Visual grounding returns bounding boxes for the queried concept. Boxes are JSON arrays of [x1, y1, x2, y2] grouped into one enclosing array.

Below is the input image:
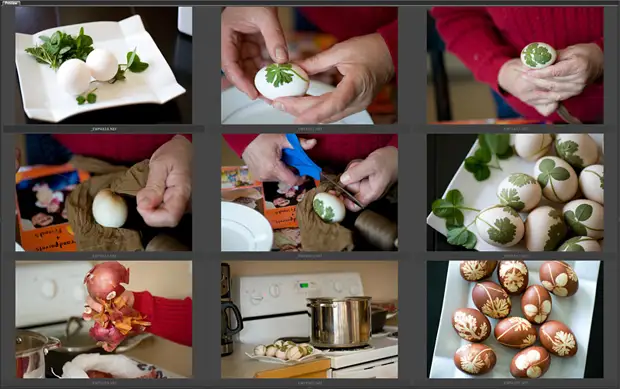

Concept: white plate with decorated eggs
[[427, 134, 604, 252], [221, 78, 374, 125], [429, 260, 600, 379], [221, 201, 273, 252], [15, 15, 185, 123]]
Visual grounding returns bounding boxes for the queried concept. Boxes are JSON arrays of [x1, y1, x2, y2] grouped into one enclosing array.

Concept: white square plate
[[426, 134, 604, 251], [15, 15, 186, 123], [429, 260, 600, 379]]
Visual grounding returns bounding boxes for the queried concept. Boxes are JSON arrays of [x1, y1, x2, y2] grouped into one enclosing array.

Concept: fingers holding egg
[[254, 63, 309, 101]]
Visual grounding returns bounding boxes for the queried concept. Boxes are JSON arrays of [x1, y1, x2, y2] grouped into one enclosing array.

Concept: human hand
[[498, 58, 559, 117], [523, 43, 604, 102], [272, 33, 395, 124], [339, 146, 398, 212], [85, 290, 134, 314], [221, 7, 288, 100], [242, 134, 316, 186], [137, 135, 192, 228]]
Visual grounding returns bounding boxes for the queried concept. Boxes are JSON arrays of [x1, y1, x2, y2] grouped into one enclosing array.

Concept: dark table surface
[[426, 261, 605, 378], [15, 6, 193, 125], [427, 134, 478, 251]]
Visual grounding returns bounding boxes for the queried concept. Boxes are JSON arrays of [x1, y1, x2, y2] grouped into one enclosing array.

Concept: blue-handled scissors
[[281, 134, 365, 210]]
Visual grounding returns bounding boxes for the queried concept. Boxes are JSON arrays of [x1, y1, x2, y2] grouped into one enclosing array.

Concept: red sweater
[[223, 134, 398, 171], [430, 7, 604, 124], [52, 134, 192, 164], [132, 291, 192, 347], [300, 7, 398, 74]]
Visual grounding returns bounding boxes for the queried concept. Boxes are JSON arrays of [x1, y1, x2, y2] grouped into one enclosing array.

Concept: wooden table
[[15, 6, 192, 124]]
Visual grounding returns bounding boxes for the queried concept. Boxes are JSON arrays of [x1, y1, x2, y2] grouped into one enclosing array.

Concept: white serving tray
[[221, 80, 374, 125], [426, 134, 604, 251], [16, 15, 186, 123], [429, 260, 600, 379]]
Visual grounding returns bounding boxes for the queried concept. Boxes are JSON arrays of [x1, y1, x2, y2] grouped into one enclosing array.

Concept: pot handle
[[44, 336, 61, 354]]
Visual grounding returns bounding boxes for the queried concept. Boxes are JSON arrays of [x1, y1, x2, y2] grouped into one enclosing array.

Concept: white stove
[[232, 272, 398, 379]]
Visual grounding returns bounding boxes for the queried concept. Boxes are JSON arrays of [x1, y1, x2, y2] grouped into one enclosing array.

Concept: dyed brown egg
[[539, 320, 578, 357], [497, 260, 529, 295], [510, 346, 551, 379], [472, 281, 511, 319], [494, 317, 537, 349], [460, 261, 498, 282], [539, 261, 579, 297], [452, 308, 491, 343], [521, 285, 553, 324], [453, 343, 497, 376]]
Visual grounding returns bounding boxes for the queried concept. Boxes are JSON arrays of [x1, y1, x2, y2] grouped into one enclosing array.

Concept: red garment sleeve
[[593, 36, 604, 51], [132, 291, 192, 347], [179, 134, 192, 142], [430, 7, 518, 92], [377, 20, 398, 76], [387, 134, 398, 149], [222, 134, 259, 157]]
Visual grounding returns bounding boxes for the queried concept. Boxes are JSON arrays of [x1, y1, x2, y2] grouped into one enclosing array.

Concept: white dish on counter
[[245, 348, 324, 365], [221, 201, 273, 252], [426, 134, 604, 251], [15, 15, 185, 123], [221, 80, 374, 125], [429, 260, 600, 379]]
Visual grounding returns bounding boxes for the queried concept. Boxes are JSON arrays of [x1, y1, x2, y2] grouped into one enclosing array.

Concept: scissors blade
[[321, 173, 365, 210], [557, 103, 582, 124]]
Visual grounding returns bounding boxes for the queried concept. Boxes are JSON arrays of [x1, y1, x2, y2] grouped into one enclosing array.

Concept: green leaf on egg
[[487, 217, 517, 245], [498, 188, 525, 211], [323, 206, 335, 223], [508, 173, 537, 188], [265, 63, 308, 88], [544, 222, 567, 251], [558, 237, 590, 252], [522, 43, 553, 66], [555, 139, 584, 168]]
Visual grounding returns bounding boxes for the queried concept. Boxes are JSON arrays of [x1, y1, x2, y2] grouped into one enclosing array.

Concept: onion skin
[[90, 322, 127, 352], [84, 262, 130, 301]]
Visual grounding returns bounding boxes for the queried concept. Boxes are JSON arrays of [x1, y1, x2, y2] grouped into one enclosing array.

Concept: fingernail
[[273, 102, 285, 112], [340, 173, 350, 184], [275, 47, 287, 61]]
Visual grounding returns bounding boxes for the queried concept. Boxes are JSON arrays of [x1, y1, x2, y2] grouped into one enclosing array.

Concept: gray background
[[2, 3, 619, 389]]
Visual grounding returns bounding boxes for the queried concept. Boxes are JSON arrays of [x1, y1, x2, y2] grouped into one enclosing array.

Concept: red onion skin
[[90, 322, 127, 352], [84, 262, 130, 301]]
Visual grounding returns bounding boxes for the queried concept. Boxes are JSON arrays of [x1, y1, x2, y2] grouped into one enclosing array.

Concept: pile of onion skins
[[82, 262, 151, 352]]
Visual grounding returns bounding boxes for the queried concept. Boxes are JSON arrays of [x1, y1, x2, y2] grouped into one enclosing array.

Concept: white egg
[[555, 134, 599, 169], [475, 205, 525, 248], [86, 48, 119, 81], [533, 156, 578, 203], [286, 346, 303, 361], [558, 236, 601, 252], [265, 345, 277, 357], [273, 340, 284, 348], [520, 42, 557, 69], [514, 134, 553, 161], [92, 189, 128, 228], [253, 345, 266, 356], [312, 192, 345, 223], [254, 63, 309, 100], [579, 164, 604, 204], [275, 347, 288, 360], [562, 199, 604, 239], [524, 206, 566, 251], [496, 173, 541, 212], [56, 59, 92, 96]]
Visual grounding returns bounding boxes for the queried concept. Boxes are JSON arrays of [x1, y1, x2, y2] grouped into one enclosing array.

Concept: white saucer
[[221, 202, 273, 252], [221, 80, 374, 125]]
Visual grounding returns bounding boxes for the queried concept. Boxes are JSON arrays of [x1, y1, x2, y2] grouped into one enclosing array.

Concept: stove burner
[[317, 344, 374, 353]]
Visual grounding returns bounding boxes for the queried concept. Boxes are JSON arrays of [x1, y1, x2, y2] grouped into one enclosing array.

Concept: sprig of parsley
[[431, 189, 479, 249], [464, 134, 514, 182], [265, 63, 308, 88], [109, 48, 150, 84], [76, 88, 97, 105], [24, 27, 94, 70]]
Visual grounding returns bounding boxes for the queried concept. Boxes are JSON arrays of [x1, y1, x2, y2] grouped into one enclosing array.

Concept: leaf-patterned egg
[[312, 192, 346, 223], [459, 261, 497, 282], [497, 173, 542, 212], [497, 260, 529, 295], [451, 308, 491, 342], [524, 206, 567, 252], [521, 285, 552, 324], [514, 133, 553, 161], [558, 236, 602, 252], [539, 261, 579, 297], [539, 320, 578, 357], [510, 346, 551, 379], [475, 205, 525, 248], [472, 281, 511, 319], [555, 134, 599, 170], [534, 156, 578, 203], [579, 164, 604, 205], [494, 317, 537, 349], [453, 343, 496, 376], [562, 199, 604, 239]]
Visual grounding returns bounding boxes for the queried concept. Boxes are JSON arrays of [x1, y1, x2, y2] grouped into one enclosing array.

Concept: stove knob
[[40, 280, 57, 299], [269, 285, 280, 298], [250, 292, 264, 305], [333, 281, 343, 293], [73, 285, 86, 301], [349, 284, 361, 295]]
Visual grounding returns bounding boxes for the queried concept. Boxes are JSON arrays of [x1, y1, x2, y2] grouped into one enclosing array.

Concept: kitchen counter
[[124, 336, 192, 378], [221, 343, 330, 379]]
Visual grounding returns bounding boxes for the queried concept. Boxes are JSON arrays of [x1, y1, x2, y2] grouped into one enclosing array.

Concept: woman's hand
[[242, 134, 316, 186], [85, 291, 134, 313], [221, 7, 288, 100], [137, 135, 192, 228], [339, 146, 398, 212], [272, 33, 395, 124], [524, 43, 604, 101]]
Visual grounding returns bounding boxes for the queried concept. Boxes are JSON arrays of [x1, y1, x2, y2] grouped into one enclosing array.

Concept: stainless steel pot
[[306, 296, 372, 348], [16, 330, 61, 378]]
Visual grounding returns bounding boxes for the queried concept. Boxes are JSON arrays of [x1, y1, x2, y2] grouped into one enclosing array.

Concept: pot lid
[[307, 296, 372, 303], [15, 330, 48, 356]]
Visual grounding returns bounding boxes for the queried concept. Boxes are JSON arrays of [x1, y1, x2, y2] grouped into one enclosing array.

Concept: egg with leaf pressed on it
[[496, 173, 541, 212], [56, 58, 92, 96], [254, 63, 309, 100], [562, 199, 604, 239], [520, 42, 557, 69], [312, 192, 345, 223], [514, 134, 553, 161], [475, 205, 524, 248], [524, 206, 566, 252], [558, 236, 601, 252], [86, 48, 119, 82], [555, 134, 599, 170], [579, 164, 604, 205], [533, 156, 578, 203]]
